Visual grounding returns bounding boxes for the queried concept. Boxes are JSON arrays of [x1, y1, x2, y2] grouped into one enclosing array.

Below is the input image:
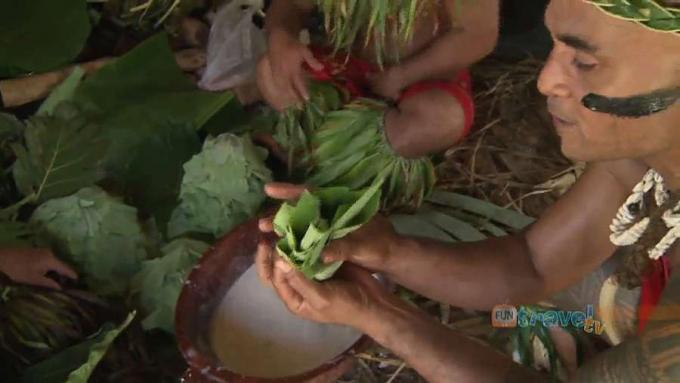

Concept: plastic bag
[[199, 0, 266, 91]]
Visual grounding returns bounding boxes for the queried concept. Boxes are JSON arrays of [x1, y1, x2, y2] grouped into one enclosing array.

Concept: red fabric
[[639, 256, 672, 334], [398, 71, 475, 139], [304, 47, 476, 141]]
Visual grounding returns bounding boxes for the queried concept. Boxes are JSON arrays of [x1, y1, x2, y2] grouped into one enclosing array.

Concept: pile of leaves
[[0, 33, 264, 380]]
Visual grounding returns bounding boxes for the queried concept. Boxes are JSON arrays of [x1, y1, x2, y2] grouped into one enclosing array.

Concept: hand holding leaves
[[270, 177, 384, 280]]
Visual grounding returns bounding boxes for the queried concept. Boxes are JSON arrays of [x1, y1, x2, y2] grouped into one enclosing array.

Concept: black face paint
[[581, 87, 680, 118]]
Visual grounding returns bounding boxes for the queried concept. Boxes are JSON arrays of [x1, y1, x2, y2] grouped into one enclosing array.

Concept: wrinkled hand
[[369, 67, 406, 100], [256, 182, 401, 287], [270, 255, 389, 330], [0, 248, 77, 289], [256, 31, 323, 111]]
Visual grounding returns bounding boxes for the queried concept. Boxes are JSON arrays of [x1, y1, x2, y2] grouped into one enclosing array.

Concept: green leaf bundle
[[131, 238, 209, 333], [274, 81, 346, 172], [273, 179, 383, 280], [307, 99, 436, 211], [168, 133, 272, 238], [30, 187, 148, 296]]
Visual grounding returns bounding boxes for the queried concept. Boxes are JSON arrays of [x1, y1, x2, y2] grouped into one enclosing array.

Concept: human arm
[[323, 162, 645, 310], [266, 257, 546, 383], [371, 0, 500, 99], [571, 265, 680, 382], [257, 0, 323, 110], [0, 248, 77, 289]]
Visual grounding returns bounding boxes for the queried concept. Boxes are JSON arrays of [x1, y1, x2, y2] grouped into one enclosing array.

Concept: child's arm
[[372, 0, 500, 99], [258, 0, 323, 109], [0, 248, 77, 289]]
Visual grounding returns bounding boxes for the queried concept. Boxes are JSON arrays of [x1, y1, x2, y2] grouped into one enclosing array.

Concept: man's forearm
[[384, 235, 548, 311], [265, 0, 314, 38], [361, 296, 546, 383]]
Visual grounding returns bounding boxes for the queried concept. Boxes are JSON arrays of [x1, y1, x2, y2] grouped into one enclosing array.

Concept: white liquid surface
[[209, 265, 362, 378]]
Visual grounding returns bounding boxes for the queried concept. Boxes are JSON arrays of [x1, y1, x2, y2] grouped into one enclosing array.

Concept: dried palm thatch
[[438, 58, 581, 218]]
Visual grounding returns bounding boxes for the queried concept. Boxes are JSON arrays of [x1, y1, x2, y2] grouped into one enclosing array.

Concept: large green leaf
[[131, 239, 209, 333], [0, 220, 33, 247], [22, 312, 136, 383], [0, 112, 22, 141], [37, 67, 85, 116], [31, 187, 148, 296], [71, 33, 231, 122], [167, 134, 272, 239], [12, 104, 107, 203], [121, 123, 202, 232], [69, 34, 235, 176], [44, 34, 235, 230], [0, 0, 91, 77]]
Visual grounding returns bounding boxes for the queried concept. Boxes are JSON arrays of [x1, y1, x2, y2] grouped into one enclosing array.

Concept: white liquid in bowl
[[209, 265, 362, 378]]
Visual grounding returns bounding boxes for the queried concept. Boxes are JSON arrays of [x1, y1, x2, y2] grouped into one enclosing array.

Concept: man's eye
[[572, 58, 597, 71]]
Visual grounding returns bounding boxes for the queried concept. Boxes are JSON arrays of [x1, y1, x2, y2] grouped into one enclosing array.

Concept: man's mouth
[[551, 114, 575, 127], [547, 103, 576, 128]]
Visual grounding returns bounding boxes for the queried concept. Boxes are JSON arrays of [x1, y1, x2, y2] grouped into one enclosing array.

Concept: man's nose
[[537, 50, 571, 99]]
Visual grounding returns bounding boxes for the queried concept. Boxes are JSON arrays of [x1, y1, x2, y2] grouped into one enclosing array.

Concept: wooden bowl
[[176, 216, 371, 382]]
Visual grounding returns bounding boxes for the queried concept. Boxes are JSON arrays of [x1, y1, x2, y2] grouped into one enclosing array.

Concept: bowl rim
[[175, 215, 372, 383]]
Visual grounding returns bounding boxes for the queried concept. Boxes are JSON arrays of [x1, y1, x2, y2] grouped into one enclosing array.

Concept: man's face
[[538, 0, 680, 162]]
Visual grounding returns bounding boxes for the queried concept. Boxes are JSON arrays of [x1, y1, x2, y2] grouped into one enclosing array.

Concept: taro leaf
[[21, 311, 136, 383], [131, 239, 209, 333], [201, 97, 254, 136], [427, 191, 535, 230], [12, 103, 107, 203], [0, 113, 22, 141], [69, 34, 235, 176], [31, 186, 148, 296], [37, 67, 86, 116], [121, 123, 201, 232], [167, 134, 271, 239], [0, 220, 33, 247], [0, 0, 91, 77]]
